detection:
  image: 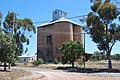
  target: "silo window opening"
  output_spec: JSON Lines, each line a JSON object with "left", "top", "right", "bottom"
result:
{"left": 46, "top": 35, "right": 52, "bottom": 44}
{"left": 55, "top": 12, "right": 57, "bottom": 14}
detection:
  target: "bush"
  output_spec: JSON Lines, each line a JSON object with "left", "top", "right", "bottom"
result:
{"left": 67, "top": 60, "right": 71, "bottom": 64}
{"left": 32, "top": 58, "right": 44, "bottom": 67}
{"left": 53, "top": 58, "right": 59, "bottom": 64}
{"left": 24, "top": 62, "right": 28, "bottom": 66}
{"left": 90, "top": 51, "right": 102, "bottom": 61}
{"left": 38, "top": 58, "right": 44, "bottom": 64}
{"left": 32, "top": 61, "right": 38, "bottom": 67}
{"left": 78, "top": 59, "right": 84, "bottom": 65}
{"left": 112, "top": 54, "right": 120, "bottom": 60}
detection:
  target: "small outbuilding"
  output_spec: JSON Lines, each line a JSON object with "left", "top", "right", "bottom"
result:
{"left": 18, "top": 55, "right": 37, "bottom": 62}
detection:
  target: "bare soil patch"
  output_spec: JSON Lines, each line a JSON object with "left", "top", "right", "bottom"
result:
{"left": 36, "top": 71, "right": 120, "bottom": 80}
{"left": 0, "top": 70, "right": 31, "bottom": 80}
{"left": 0, "top": 69, "right": 44, "bottom": 80}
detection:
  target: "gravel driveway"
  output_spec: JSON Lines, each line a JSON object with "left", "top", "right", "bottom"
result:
{"left": 13, "top": 67, "right": 120, "bottom": 80}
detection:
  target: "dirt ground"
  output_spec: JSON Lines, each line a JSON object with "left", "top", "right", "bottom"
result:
{"left": 0, "top": 69, "right": 120, "bottom": 80}
{"left": 0, "top": 70, "right": 31, "bottom": 80}
{"left": 35, "top": 71, "right": 120, "bottom": 80}
{"left": 0, "top": 70, "right": 43, "bottom": 80}
{"left": 0, "top": 60, "right": 120, "bottom": 80}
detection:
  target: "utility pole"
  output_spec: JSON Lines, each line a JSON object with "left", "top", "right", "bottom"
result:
{"left": 8, "top": 12, "right": 15, "bottom": 70}
{"left": 12, "top": 12, "right": 15, "bottom": 35}
{"left": 83, "top": 33, "right": 86, "bottom": 69}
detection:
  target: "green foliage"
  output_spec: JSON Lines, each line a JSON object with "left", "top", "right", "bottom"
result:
{"left": 0, "top": 33, "right": 17, "bottom": 70}
{"left": 53, "top": 58, "right": 59, "bottom": 64}
{"left": 59, "top": 41, "right": 85, "bottom": 67}
{"left": 91, "top": 0, "right": 102, "bottom": 12}
{"left": 97, "top": 2, "right": 119, "bottom": 22}
{"left": 0, "top": 28, "right": 2, "bottom": 39}
{"left": 24, "top": 62, "right": 28, "bottom": 65}
{"left": 38, "top": 58, "right": 44, "bottom": 64}
{"left": 32, "top": 60, "right": 39, "bottom": 67}
{"left": 0, "top": 11, "right": 36, "bottom": 70}
{"left": 0, "top": 11, "right": 2, "bottom": 26}
{"left": 26, "top": 39, "right": 30, "bottom": 45}
{"left": 0, "top": 11, "right": 2, "bottom": 18}
{"left": 0, "top": 33, "right": 17, "bottom": 62}
{"left": 101, "top": 52, "right": 107, "bottom": 60}
{"left": 77, "top": 59, "right": 84, "bottom": 66}
{"left": 61, "top": 56, "right": 67, "bottom": 64}
{"left": 3, "top": 12, "right": 36, "bottom": 55}
{"left": 21, "top": 34, "right": 27, "bottom": 42}
{"left": 32, "top": 58, "right": 44, "bottom": 67}
{"left": 61, "top": 56, "right": 71, "bottom": 64}
{"left": 112, "top": 54, "right": 120, "bottom": 60}
{"left": 90, "top": 51, "right": 102, "bottom": 61}
{"left": 86, "top": 0, "right": 120, "bottom": 69}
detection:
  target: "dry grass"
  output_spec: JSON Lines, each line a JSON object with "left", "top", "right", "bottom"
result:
{"left": 0, "top": 70, "right": 32, "bottom": 80}
{"left": 85, "top": 60, "right": 120, "bottom": 69}
{"left": 0, "top": 69, "right": 44, "bottom": 80}
{"left": 18, "top": 72, "right": 44, "bottom": 80}
{"left": 16, "top": 62, "right": 71, "bottom": 69}
{"left": 0, "top": 60, "right": 120, "bottom": 80}
{"left": 16, "top": 60, "right": 120, "bottom": 70}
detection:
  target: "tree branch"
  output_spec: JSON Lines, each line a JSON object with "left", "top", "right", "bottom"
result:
{"left": 109, "top": 41, "right": 116, "bottom": 52}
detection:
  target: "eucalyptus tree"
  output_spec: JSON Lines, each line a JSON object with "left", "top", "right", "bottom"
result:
{"left": 86, "top": 0, "right": 120, "bottom": 69}
{"left": 0, "top": 11, "right": 2, "bottom": 26}
{"left": 0, "top": 11, "right": 36, "bottom": 70}
{"left": 0, "top": 11, "right": 2, "bottom": 39}
{"left": 3, "top": 12, "right": 36, "bottom": 56}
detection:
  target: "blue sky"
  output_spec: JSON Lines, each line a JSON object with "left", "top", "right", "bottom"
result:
{"left": 0, "top": 0, "right": 120, "bottom": 55}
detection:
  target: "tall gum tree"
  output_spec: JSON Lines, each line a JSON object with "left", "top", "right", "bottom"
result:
{"left": 0, "top": 11, "right": 36, "bottom": 71}
{"left": 86, "top": 0, "right": 120, "bottom": 70}
{"left": 3, "top": 12, "right": 36, "bottom": 56}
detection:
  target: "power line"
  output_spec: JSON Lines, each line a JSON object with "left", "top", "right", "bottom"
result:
{"left": 33, "top": 15, "right": 87, "bottom": 24}
{"left": 67, "top": 15, "right": 87, "bottom": 19}
{"left": 33, "top": 20, "right": 49, "bottom": 24}
{"left": 33, "top": 0, "right": 120, "bottom": 24}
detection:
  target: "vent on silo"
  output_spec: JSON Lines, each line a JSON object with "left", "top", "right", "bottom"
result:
{"left": 53, "top": 9, "right": 67, "bottom": 21}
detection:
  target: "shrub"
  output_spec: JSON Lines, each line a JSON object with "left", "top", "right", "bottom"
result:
{"left": 78, "top": 59, "right": 84, "bottom": 65}
{"left": 53, "top": 58, "right": 59, "bottom": 64}
{"left": 38, "top": 58, "right": 44, "bottom": 64}
{"left": 24, "top": 62, "right": 28, "bottom": 66}
{"left": 90, "top": 51, "right": 102, "bottom": 61}
{"left": 112, "top": 54, "right": 120, "bottom": 60}
{"left": 32, "top": 58, "right": 44, "bottom": 67}
{"left": 32, "top": 61, "right": 39, "bottom": 67}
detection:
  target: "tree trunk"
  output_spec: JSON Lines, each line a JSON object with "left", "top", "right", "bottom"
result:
{"left": 107, "top": 52, "right": 112, "bottom": 70}
{"left": 71, "top": 52, "right": 75, "bottom": 68}
{"left": 72, "top": 61, "right": 74, "bottom": 68}
{"left": 105, "top": 22, "right": 112, "bottom": 70}
{"left": 83, "top": 57, "right": 86, "bottom": 69}
{"left": 8, "top": 63, "right": 11, "bottom": 69}
{"left": 4, "top": 62, "right": 7, "bottom": 71}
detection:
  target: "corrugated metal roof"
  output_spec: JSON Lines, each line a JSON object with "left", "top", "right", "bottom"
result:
{"left": 18, "top": 55, "right": 36, "bottom": 58}
{"left": 53, "top": 9, "right": 67, "bottom": 14}
{"left": 38, "top": 17, "right": 81, "bottom": 27}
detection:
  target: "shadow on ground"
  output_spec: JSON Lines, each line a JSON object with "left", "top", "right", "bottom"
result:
{"left": 55, "top": 67, "right": 120, "bottom": 73}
